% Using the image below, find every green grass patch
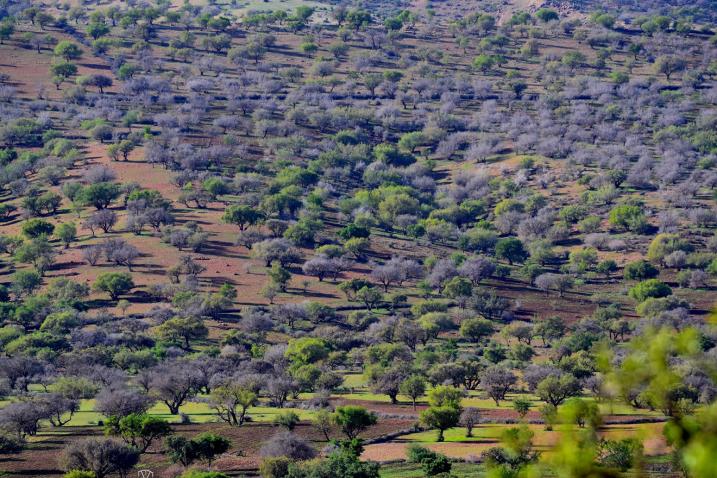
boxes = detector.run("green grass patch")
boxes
[54,398,318,427]
[380,462,483,478]
[400,424,513,443]
[343,373,367,388]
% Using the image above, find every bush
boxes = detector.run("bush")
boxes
[0,434,23,454]
[609,205,648,233]
[61,438,139,478]
[623,260,659,281]
[598,438,643,471]
[406,445,451,476]
[64,472,96,478]
[21,218,54,238]
[260,456,292,478]
[287,449,379,478]
[273,411,300,430]
[422,453,451,476]
[406,444,435,463]
[93,272,134,300]
[628,280,672,303]
[192,432,230,465]
[180,472,229,478]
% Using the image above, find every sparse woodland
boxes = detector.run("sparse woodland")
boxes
[0,0,717,477]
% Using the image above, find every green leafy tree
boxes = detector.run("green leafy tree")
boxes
[156,317,208,350]
[51,62,78,81]
[596,259,618,279]
[55,223,77,248]
[536,374,581,407]
[166,436,197,467]
[192,432,230,466]
[473,54,498,73]
[495,237,528,264]
[267,261,291,291]
[11,269,42,298]
[356,286,382,311]
[78,183,121,210]
[222,205,264,230]
[345,9,371,30]
[0,20,15,44]
[535,8,559,22]
[628,279,672,303]
[420,406,461,442]
[442,276,473,301]
[598,438,643,471]
[334,406,377,440]
[420,386,463,442]
[54,41,83,60]
[623,260,659,281]
[513,398,531,419]
[397,131,427,153]
[21,218,54,238]
[93,272,134,301]
[399,375,426,410]
[180,471,228,478]
[608,205,647,233]
[108,413,172,453]
[647,234,690,265]
[86,23,110,39]
[460,317,494,343]
[14,236,55,274]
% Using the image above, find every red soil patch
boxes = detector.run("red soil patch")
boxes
[0,30,118,101]
[2,418,415,477]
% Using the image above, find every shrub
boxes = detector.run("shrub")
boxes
[623,260,659,281]
[272,411,300,430]
[64,472,96,478]
[609,205,648,233]
[259,431,316,461]
[406,445,451,476]
[61,438,139,478]
[334,406,377,440]
[0,434,23,454]
[93,272,134,300]
[598,438,643,471]
[406,444,436,463]
[21,218,54,238]
[628,280,672,303]
[260,456,291,478]
[535,8,559,22]
[180,472,229,478]
[420,406,461,442]
[495,237,528,264]
[422,453,451,476]
[191,432,230,466]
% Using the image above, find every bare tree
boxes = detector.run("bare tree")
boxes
[61,438,139,478]
[82,244,104,265]
[260,431,316,460]
[90,209,117,233]
[94,387,154,418]
[480,365,516,406]
[0,401,49,439]
[149,362,201,414]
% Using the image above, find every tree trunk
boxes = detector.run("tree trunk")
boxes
[166,401,180,414]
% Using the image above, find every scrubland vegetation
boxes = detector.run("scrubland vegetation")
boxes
[1,0,717,477]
